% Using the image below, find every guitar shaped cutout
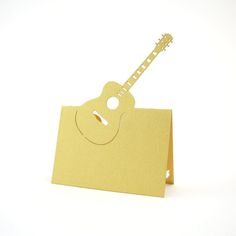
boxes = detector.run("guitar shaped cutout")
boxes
[75,34,173,145]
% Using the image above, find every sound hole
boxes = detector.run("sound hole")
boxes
[107,96,119,110]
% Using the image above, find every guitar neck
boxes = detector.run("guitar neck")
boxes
[117,46,162,97]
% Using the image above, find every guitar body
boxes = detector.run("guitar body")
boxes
[75,81,135,144]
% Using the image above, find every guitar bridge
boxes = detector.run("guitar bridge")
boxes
[92,111,108,126]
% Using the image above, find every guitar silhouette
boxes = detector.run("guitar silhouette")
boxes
[75,34,173,144]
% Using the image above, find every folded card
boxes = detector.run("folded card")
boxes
[52,34,174,197]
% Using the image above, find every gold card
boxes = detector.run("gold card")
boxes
[52,33,174,197]
[52,106,173,197]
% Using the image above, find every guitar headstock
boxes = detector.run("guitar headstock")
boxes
[155,33,173,52]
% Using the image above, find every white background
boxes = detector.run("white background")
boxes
[0,0,236,235]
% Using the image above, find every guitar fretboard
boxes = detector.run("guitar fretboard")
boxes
[117,34,173,97]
